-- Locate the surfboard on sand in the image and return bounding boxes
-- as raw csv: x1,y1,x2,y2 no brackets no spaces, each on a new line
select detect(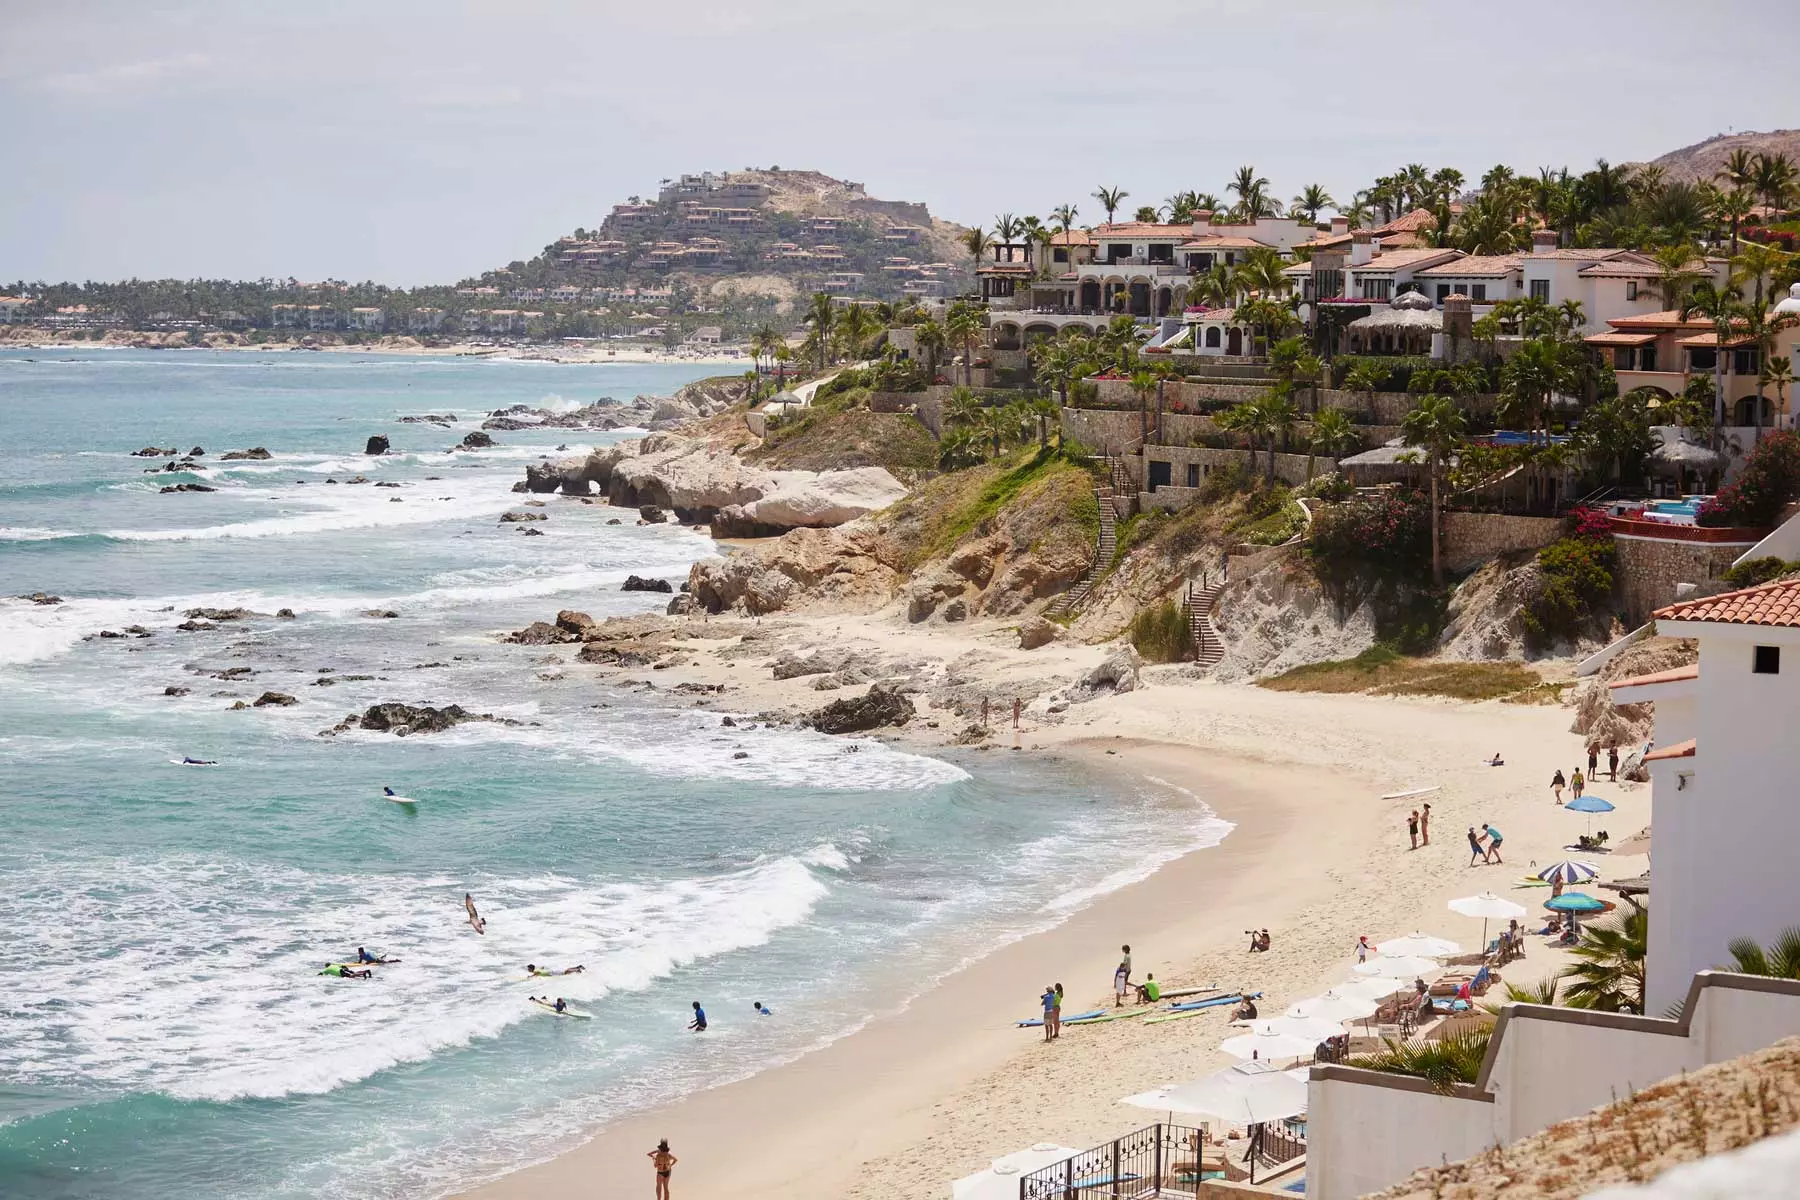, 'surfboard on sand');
1381,785,1440,800
530,997,591,1019
1016,1008,1105,1028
